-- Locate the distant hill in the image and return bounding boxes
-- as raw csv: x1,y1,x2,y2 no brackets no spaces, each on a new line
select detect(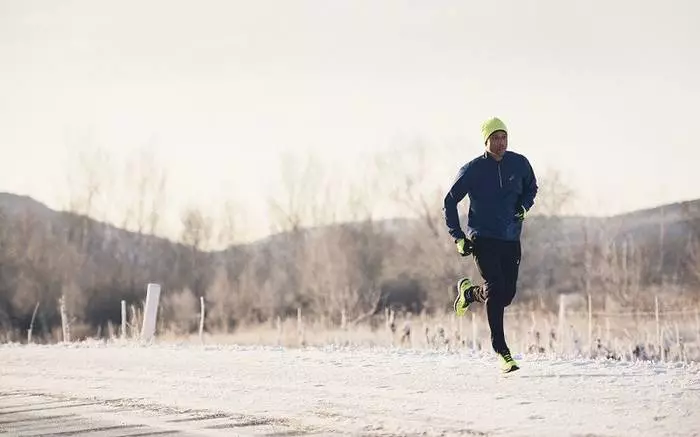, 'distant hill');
0,193,58,222
3,191,698,257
